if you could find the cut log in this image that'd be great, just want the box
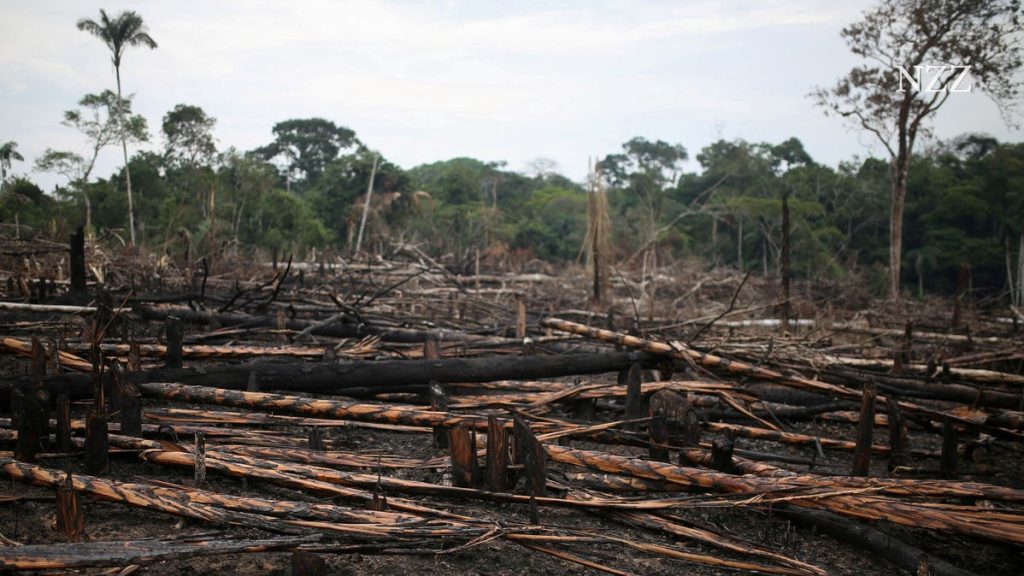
[136,382,510,431]
[3,457,479,536]
[541,318,1021,438]
[545,445,1024,544]
[0,302,103,314]
[136,305,513,345]
[0,534,320,570]
[780,507,979,576]
[825,367,1023,409]
[31,351,661,398]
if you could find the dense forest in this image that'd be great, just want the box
[3,117,1022,300]
[0,2,1022,304]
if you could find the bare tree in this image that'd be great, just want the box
[812,0,1022,299]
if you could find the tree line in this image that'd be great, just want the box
[0,1,1022,305]
[4,115,1022,300]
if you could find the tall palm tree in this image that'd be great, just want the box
[0,141,24,185]
[77,9,157,246]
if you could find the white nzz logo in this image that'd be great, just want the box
[895,65,973,93]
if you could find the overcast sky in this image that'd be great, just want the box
[2,0,1021,191]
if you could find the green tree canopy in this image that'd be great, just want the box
[812,0,1023,299]
[255,118,359,188]
[163,104,217,169]
[34,91,148,231]
[0,141,24,184]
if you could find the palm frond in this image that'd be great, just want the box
[128,31,158,49]
[77,9,157,63]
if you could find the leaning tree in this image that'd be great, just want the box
[77,9,158,246]
[813,0,1022,299]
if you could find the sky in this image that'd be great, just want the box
[2,0,1021,192]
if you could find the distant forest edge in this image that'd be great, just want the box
[1,2,1022,302]
[2,122,1022,299]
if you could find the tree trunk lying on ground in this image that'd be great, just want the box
[545,445,1024,545]
[0,534,320,571]
[779,507,980,576]
[541,318,1024,438]
[17,351,661,398]
[135,382,516,431]
[134,305,510,344]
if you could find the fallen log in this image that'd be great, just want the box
[140,447,787,516]
[675,446,1024,501]
[25,351,660,398]
[0,534,320,571]
[0,301,108,315]
[703,422,939,458]
[143,408,430,434]
[609,509,826,576]
[545,445,1024,544]
[824,366,1024,410]
[64,341,331,360]
[0,458,307,534]
[135,382,519,431]
[541,318,1024,439]
[1,337,92,372]
[812,354,1024,387]
[2,458,483,537]
[779,507,979,576]
[134,305,509,344]
[132,477,438,526]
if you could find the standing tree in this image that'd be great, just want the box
[813,0,1022,299]
[255,118,359,190]
[601,137,687,319]
[601,136,688,258]
[77,9,158,246]
[35,91,148,232]
[0,141,24,186]
[163,104,218,223]
[162,104,217,170]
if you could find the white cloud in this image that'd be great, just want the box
[1,0,1019,191]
